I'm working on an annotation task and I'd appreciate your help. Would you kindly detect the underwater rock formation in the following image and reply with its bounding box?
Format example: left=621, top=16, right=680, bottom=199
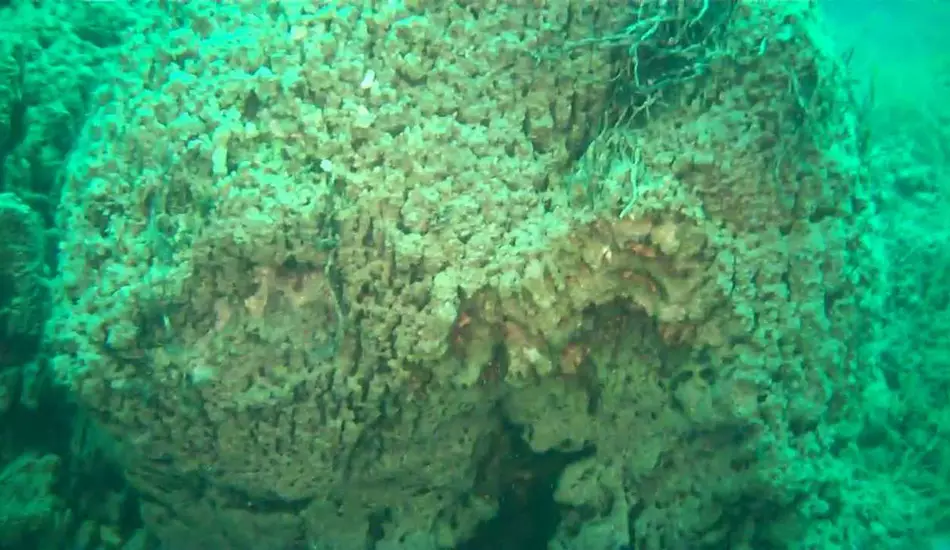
left=46, top=1, right=933, bottom=549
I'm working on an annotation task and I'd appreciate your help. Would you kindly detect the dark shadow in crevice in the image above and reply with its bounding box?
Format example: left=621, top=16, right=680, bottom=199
left=459, top=419, right=595, bottom=550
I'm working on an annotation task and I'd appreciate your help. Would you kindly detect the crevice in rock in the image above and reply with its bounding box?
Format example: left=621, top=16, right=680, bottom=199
left=460, top=419, right=594, bottom=550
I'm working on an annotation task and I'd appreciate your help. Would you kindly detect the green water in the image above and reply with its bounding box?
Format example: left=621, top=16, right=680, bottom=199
left=0, top=1, right=947, bottom=549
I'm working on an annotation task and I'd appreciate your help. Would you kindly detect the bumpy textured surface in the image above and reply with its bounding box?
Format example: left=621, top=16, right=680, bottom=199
left=47, top=1, right=924, bottom=549
left=0, top=0, right=131, bottom=202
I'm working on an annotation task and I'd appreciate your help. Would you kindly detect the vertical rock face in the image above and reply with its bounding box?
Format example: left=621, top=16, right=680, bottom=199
left=44, top=1, right=930, bottom=549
